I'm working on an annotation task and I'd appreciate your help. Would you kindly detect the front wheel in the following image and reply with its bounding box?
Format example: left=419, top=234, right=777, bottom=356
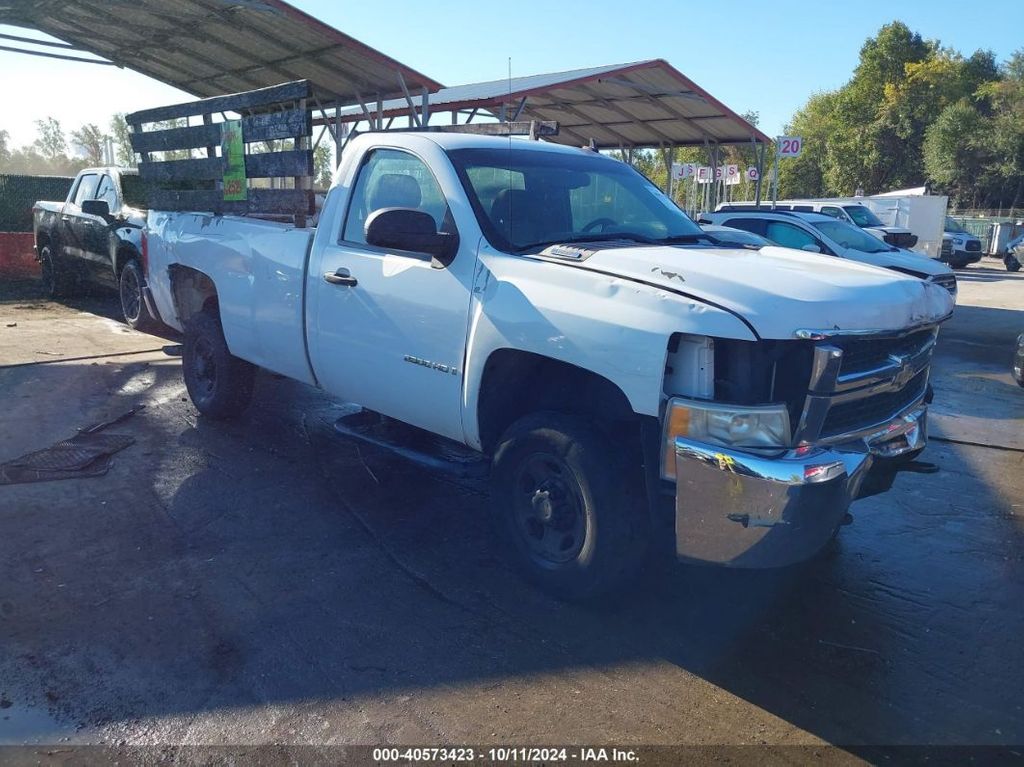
left=119, top=258, right=160, bottom=331
left=182, top=308, right=255, bottom=419
left=491, top=412, right=648, bottom=600
left=1006, top=254, right=1021, bottom=272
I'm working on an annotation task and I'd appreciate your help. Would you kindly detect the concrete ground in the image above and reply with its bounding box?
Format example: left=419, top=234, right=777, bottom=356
left=0, top=261, right=1021, bottom=759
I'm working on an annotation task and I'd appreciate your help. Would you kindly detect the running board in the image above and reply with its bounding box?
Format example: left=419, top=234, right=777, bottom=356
left=333, top=411, right=490, bottom=479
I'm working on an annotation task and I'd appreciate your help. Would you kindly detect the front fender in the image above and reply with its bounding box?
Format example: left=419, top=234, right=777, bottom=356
left=460, top=247, right=756, bottom=449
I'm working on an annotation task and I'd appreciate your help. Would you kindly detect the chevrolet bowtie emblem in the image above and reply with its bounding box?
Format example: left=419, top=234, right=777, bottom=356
left=890, top=354, right=915, bottom=388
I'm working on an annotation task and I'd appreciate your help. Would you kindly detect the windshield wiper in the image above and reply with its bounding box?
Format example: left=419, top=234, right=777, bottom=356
left=517, top=232, right=659, bottom=251
left=657, top=233, right=715, bottom=244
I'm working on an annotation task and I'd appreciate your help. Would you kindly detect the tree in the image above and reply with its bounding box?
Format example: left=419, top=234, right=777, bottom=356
left=778, top=21, right=1007, bottom=202
left=0, top=129, right=11, bottom=168
left=109, top=113, right=137, bottom=168
left=923, top=100, right=994, bottom=207
left=71, top=123, right=108, bottom=165
left=33, top=117, right=68, bottom=164
left=313, top=143, right=333, bottom=189
left=977, top=50, right=1024, bottom=209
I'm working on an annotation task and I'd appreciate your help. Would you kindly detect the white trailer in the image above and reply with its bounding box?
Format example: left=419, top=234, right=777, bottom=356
left=864, top=188, right=948, bottom=259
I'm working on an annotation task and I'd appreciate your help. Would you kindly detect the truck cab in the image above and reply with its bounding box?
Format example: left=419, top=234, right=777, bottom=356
left=32, top=167, right=160, bottom=329
left=145, top=131, right=955, bottom=599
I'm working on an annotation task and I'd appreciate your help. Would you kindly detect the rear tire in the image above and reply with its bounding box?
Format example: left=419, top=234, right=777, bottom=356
left=38, top=244, right=75, bottom=298
left=119, top=258, right=160, bottom=332
left=1006, top=254, right=1021, bottom=272
left=491, top=412, right=648, bottom=600
left=182, top=308, right=255, bottom=420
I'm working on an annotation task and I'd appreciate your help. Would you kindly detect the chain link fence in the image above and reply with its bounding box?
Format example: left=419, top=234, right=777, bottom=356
left=0, top=174, right=75, bottom=233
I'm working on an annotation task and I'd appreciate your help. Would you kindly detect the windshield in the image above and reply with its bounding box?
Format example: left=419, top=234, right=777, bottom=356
left=812, top=219, right=893, bottom=253
left=843, top=205, right=884, bottom=228
left=447, top=147, right=705, bottom=253
left=945, top=216, right=969, bottom=234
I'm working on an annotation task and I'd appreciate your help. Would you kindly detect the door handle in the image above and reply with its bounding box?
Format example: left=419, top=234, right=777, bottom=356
left=323, top=268, right=357, bottom=287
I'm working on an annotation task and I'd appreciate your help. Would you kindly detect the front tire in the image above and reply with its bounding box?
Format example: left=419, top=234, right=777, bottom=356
left=182, top=308, right=255, bottom=420
left=491, top=412, right=648, bottom=600
left=1006, top=254, right=1021, bottom=272
left=119, top=258, right=160, bottom=332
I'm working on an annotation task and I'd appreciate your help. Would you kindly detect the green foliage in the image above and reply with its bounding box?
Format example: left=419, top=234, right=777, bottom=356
left=70, top=123, right=108, bottom=166
left=313, top=143, right=333, bottom=190
left=109, top=114, right=137, bottom=168
left=779, top=21, right=1020, bottom=210
left=33, top=117, right=68, bottom=163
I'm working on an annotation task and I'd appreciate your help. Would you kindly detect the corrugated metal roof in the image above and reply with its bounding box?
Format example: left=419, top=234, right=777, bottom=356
left=0, top=0, right=441, bottom=106
left=336, top=60, right=770, bottom=148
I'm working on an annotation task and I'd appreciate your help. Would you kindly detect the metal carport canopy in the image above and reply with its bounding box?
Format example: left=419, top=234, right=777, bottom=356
left=334, top=60, right=771, bottom=149
left=0, top=0, right=441, bottom=106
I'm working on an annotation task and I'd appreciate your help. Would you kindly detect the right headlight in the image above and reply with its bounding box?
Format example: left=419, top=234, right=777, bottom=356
left=661, top=397, right=791, bottom=480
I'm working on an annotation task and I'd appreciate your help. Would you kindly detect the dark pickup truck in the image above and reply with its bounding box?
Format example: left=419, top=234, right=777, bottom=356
left=32, top=166, right=160, bottom=330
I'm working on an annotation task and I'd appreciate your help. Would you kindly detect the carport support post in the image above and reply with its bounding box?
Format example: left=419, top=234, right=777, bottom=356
left=771, top=137, right=780, bottom=209
left=709, top=143, right=720, bottom=211
left=755, top=141, right=765, bottom=207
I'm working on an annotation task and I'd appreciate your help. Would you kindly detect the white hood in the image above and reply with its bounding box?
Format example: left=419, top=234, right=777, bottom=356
left=579, top=244, right=954, bottom=340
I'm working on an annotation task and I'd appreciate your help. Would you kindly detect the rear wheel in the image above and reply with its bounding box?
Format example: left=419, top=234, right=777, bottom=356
left=119, top=258, right=160, bottom=332
left=1006, top=254, right=1021, bottom=272
left=182, top=308, right=255, bottom=419
left=38, top=244, right=75, bottom=298
left=491, top=412, right=648, bottom=600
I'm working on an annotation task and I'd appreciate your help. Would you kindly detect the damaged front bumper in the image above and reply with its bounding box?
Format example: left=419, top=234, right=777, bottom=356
left=672, top=407, right=927, bottom=568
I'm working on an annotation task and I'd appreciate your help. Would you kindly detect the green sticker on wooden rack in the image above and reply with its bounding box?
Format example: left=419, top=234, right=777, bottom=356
left=221, top=120, right=247, bottom=201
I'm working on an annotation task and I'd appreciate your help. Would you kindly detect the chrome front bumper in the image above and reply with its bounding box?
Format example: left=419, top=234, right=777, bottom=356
left=673, top=407, right=927, bottom=568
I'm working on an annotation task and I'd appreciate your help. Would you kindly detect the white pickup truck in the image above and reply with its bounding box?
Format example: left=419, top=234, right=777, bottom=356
left=145, top=132, right=954, bottom=598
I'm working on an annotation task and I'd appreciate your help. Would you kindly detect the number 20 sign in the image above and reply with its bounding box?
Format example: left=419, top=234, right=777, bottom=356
left=778, top=136, right=803, bottom=158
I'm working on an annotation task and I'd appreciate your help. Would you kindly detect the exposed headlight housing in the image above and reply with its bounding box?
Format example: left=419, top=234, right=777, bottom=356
left=661, top=397, right=791, bottom=480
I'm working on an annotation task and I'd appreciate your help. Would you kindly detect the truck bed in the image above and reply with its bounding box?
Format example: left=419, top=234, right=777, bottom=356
left=147, top=211, right=317, bottom=386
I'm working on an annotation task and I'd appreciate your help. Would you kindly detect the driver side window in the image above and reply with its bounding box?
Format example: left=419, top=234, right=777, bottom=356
left=72, top=174, right=99, bottom=207
left=342, top=149, right=449, bottom=246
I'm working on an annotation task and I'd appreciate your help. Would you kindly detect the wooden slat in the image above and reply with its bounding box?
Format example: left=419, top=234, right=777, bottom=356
left=150, top=188, right=314, bottom=216
left=127, top=80, right=312, bottom=125
left=138, top=150, right=314, bottom=183
left=130, top=109, right=311, bottom=153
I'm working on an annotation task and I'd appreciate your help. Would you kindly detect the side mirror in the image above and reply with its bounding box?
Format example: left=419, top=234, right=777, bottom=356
left=801, top=243, right=822, bottom=253
left=365, top=208, right=459, bottom=266
left=82, top=199, right=110, bottom=218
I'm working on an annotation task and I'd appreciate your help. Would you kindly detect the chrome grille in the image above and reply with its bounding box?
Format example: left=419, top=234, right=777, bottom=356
left=931, top=274, right=957, bottom=295
left=830, top=328, right=935, bottom=377
left=940, top=239, right=953, bottom=257
left=820, top=370, right=928, bottom=437
left=796, top=325, right=938, bottom=444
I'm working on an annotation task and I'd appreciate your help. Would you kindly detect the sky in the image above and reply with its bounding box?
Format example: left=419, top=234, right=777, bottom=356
left=2, top=0, right=1024, bottom=151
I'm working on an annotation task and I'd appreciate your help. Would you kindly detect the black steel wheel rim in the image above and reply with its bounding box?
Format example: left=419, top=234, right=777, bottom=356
left=192, top=337, right=218, bottom=401
left=120, top=266, right=141, bottom=323
left=511, top=452, right=587, bottom=565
